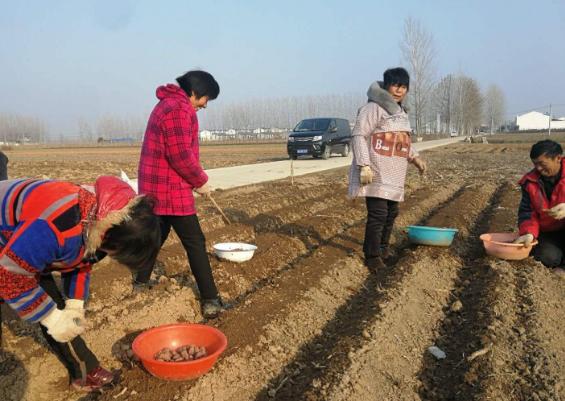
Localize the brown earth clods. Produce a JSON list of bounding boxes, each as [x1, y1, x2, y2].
[[1, 137, 563, 401]]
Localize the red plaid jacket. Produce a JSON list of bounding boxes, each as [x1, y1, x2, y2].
[[138, 84, 208, 215]]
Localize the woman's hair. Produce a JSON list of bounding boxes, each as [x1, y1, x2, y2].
[[100, 196, 161, 273], [530, 139, 563, 159], [383, 67, 410, 90], [176, 70, 220, 100]]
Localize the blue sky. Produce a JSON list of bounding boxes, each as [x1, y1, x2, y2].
[[1, 0, 564, 135]]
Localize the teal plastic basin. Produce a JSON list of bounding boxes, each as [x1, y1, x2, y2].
[[406, 225, 458, 247]]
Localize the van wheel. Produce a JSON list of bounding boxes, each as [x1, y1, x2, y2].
[[341, 144, 350, 157], [321, 145, 331, 160]]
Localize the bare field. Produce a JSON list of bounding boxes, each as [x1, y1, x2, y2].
[[488, 132, 565, 144], [4, 143, 288, 182], [1, 140, 564, 401]]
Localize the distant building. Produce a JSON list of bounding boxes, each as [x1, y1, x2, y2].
[[200, 130, 212, 139], [516, 111, 565, 130]]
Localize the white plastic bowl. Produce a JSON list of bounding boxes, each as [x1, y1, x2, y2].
[[212, 243, 257, 263]]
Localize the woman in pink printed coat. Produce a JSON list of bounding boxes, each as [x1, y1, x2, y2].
[[349, 68, 427, 271]]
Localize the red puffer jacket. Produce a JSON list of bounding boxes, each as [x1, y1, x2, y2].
[[518, 158, 565, 237]]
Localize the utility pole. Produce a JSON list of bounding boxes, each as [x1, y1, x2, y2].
[[548, 104, 552, 136], [490, 116, 494, 135], [447, 74, 452, 134]]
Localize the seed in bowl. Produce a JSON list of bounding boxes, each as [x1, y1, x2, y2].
[[154, 345, 208, 362]]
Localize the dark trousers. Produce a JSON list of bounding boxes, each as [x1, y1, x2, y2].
[[532, 230, 565, 268], [136, 214, 219, 300], [363, 197, 399, 259], [0, 151, 7, 181], [1, 274, 98, 381]]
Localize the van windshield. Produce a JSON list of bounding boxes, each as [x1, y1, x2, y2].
[[294, 119, 331, 132]]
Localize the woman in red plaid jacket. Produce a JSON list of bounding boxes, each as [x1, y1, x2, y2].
[[137, 70, 223, 318]]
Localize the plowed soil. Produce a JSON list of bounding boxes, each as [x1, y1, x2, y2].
[[1, 140, 563, 401]]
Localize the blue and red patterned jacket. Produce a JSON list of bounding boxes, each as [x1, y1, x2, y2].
[[0, 176, 134, 322], [518, 158, 565, 238], [138, 84, 208, 216]]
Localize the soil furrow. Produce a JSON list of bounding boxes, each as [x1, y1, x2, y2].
[[92, 179, 463, 400], [252, 183, 488, 401], [96, 225, 370, 401], [471, 181, 562, 401], [417, 182, 508, 401], [512, 265, 562, 400]]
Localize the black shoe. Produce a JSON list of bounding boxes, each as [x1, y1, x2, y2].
[[201, 298, 225, 318], [364, 256, 385, 272], [131, 279, 157, 293], [381, 248, 395, 264]]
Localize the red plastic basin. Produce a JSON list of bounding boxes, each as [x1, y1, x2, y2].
[[132, 323, 228, 381]]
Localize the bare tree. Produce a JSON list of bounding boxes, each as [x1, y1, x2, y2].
[[78, 117, 94, 142], [0, 112, 47, 144], [431, 74, 456, 134], [95, 115, 145, 141], [452, 75, 483, 135], [483, 84, 506, 133], [400, 17, 437, 135], [198, 93, 365, 131]]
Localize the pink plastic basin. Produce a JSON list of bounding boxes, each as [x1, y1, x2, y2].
[[479, 233, 538, 260], [132, 323, 227, 381]]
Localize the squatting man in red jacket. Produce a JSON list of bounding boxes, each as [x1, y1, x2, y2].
[[136, 70, 224, 318], [0, 176, 161, 392], [514, 139, 565, 275]]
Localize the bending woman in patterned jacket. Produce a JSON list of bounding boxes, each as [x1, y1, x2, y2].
[[349, 67, 427, 271], [0, 176, 161, 392]]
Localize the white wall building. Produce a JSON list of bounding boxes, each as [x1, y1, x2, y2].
[[199, 130, 212, 139], [516, 111, 565, 130]]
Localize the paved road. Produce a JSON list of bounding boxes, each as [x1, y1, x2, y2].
[[207, 137, 462, 190]]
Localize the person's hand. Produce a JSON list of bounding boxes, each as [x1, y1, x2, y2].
[[194, 182, 211, 196], [545, 203, 565, 220], [40, 308, 85, 343], [359, 166, 373, 185], [513, 233, 535, 247], [413, 157, 427, 175], [65, 299, 85, 321]]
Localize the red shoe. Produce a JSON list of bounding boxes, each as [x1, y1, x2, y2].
[[71, 366, 117, 392]]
